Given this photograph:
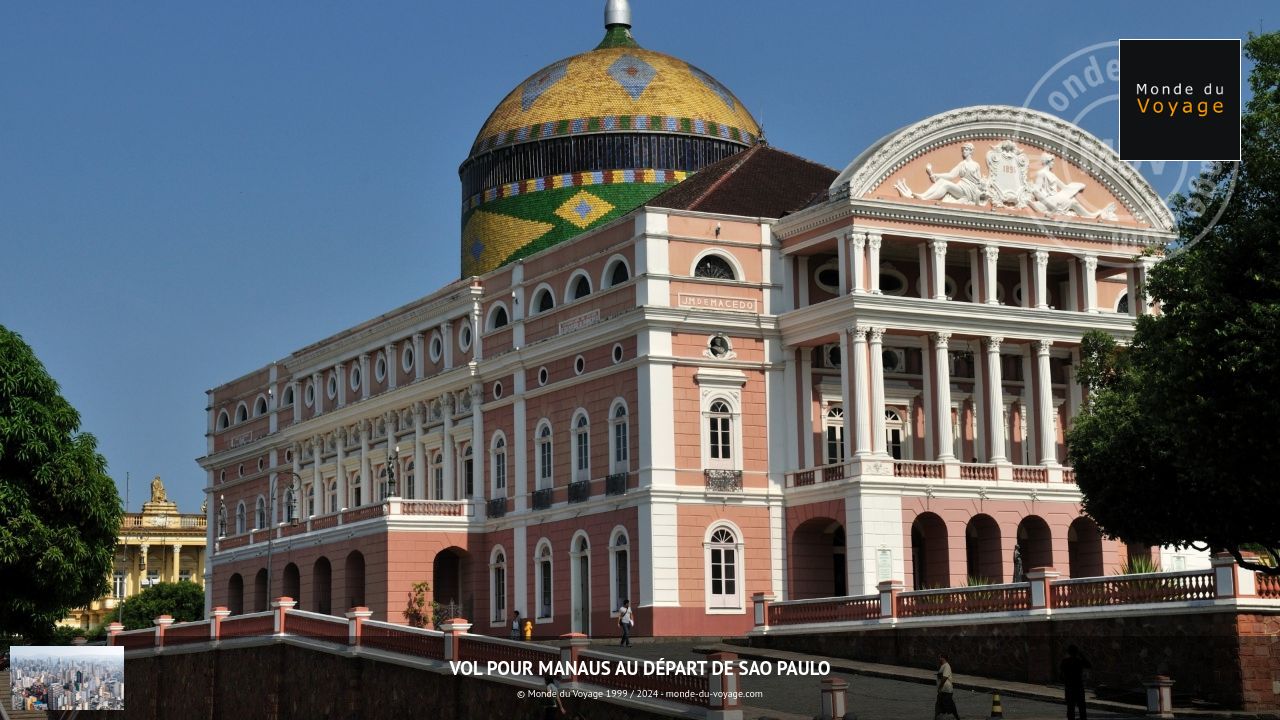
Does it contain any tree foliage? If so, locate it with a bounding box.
[0,326,122,639]
[118,581,205,630]
[1067,33,1280,573]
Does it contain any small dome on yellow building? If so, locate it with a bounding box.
[458,0,761,277]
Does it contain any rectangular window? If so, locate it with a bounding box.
[464,458,474,497]
[826,425,845,464]
[495,452,506,489]
[113,573,126,598]
[434,466,444,499]
[709,417,732,460]
[540,562,552,618]
[613,422,628,464]
[615,551,628,608]
[493,569,506,620]
[539,441,552,489]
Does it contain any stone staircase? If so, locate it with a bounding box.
[1,668,49,719]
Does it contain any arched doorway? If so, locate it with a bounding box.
[965,514,1003,584]
[570,534,591,635]
[1068,517,1104,578]
[345,551,365,610]
[432,547,467,617]
[283,562,301,605]
[790,518,846,599]
[312,557,332,614]
[910,512,950,590]
[253,568,268,612]
[227,573,244,615]
[1017,516,1053,576]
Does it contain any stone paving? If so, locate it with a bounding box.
[587,640,1190,720]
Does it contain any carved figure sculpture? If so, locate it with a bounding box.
[895,143,988,205]
[1031,153,1118,220]
[150,475,167,503]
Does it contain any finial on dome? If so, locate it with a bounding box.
[604,0,631,29]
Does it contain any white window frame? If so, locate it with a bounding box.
[535,539,554,622]
[565,270,593,303]
[349,470,363,508]
[704,522,745,613]
[113,572,127,599]
[429,331,443,363]
[609,399,630,474]
[824,406,845,465]
[701,395,741,470]
[536,421,553,490]
[254,496,267,530]
[236,501,246,534]
[689,248,743,281]
[486,302,510,331]
[327,480,338,513]
[216,409,230,430]
[432,451,444,500]
[530,283,556,315]
[609,526,630,616]
[601,254,631,288]
[571,410,590,483]
[490,546,507,625]
[491,433,507,494]
[235,402,248,424]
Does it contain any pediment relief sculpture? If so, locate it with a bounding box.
[894,140,1117,221]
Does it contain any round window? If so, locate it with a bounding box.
[493,381,503,400]
[879,268,908,296]
[350,367,361,391]
[305,382,315,407]
[538,367,549,386]
[814,259,840,294]
[612,343,624,364]
[429,334,443,363]
[826,344,842,368]
[460,324,473,352]
[402,344,415,372]
[574,355,585,375]
[327,374,338,399]
[375,353,387,382]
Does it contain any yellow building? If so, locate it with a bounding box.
[61,476,208,629]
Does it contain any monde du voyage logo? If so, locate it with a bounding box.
[1119,39,1241,161]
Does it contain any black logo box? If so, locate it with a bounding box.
[1119,39,1241,161]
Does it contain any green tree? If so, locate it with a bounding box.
[1067,33,1280,574]
[118,581,205,630]
[0,326,122,639]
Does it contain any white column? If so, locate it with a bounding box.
[1082,256,1099,313]
[1019,348,1034,464]
[441,395,455,500]
[929,240,948,300]
[967,248,980,304]
[385,344,398,390]
[172,544,181,582]
[1033,250,1049,309]
[311,436,322,512]
[983,246,1000,305]
[1035,340,1058,466]
[441,321,454,370]
[971,340,986,462]
[335,430,347,509]
[867,232,882,294]
[359,422,372,500]
[850,326,871,457]
[311,372,324,414]
[868,327,887,455]
[933,333,954,460]
[470,384,483,499]
[1137,258,1155,315]
[471,304,484,361]
[335,363,346,407]
[413,404,425,500]
[1066,259,1080,311]
[838,330,853,462]
[920,340,934,460]
[413,332,425,380]
[849,231,867,294]
[917,243,929,299]
[1018,254,1031,308]
[359,353,371,400]
[291,382,302,425]
[1126,267,1139,317]
[801,348,816,468]
[985,337,1007,463]
[1067,347,1083,431]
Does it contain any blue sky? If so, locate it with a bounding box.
[0,1,1272,513]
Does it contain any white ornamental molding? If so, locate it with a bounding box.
[829,105,1174,231]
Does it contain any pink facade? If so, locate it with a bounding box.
[201,105,1175,639]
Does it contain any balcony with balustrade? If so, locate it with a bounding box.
[784,457,1076,489]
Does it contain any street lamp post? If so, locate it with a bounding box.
[266,470,303,607]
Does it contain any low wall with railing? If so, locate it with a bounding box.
[746,557,1280,712]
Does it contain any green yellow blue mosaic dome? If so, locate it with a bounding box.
[458,0,762,277]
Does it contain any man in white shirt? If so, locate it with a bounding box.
[617,599,634,647]
[935,653,960,720]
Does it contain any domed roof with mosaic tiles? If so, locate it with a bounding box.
[458,0,762,278]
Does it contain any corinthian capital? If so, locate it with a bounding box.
[932,332,952,349]
[868,326,886,344]
[1035,339,1053,355]
[929,239,948,256]
[985,336,1004,352]
[1033,250,1049,266]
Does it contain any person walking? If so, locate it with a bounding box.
[1061,644,1092,720]
[511,610,522,641]
[617,599,634,647]
[935,653,961,720]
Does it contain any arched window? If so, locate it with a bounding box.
[533,287,555,314]
[706,400,734,467]
[536,541,553,619]
[284,485,296,523]
[886,408,907,460]
[254,396,268,417]
[490,548,507,623]
[282,385,295,406]
[350,471,363,508]
[491,434,507,492]
[488,304,509,330]
[377,466,388,502]
[706,525,742,611]
[694,254,737,280]
[255,496,267,530]
[537,423,553,489]
[462,445,474,498]
[305,484,315,517]
[235,403,248,424]
[217,410,230,431]
[825,406,845,464]
[235,502,246,534]
[605,258,630,287]
[327,481,337,513]
[610,402,629,473]
[568,273,591,301]
[404,460,415,500]
[432,451,444,499]
[573,413,590,482]
[1116,292,1130,314]
[611,529,630,613]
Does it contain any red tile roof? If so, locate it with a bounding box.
[648,143,837,218]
